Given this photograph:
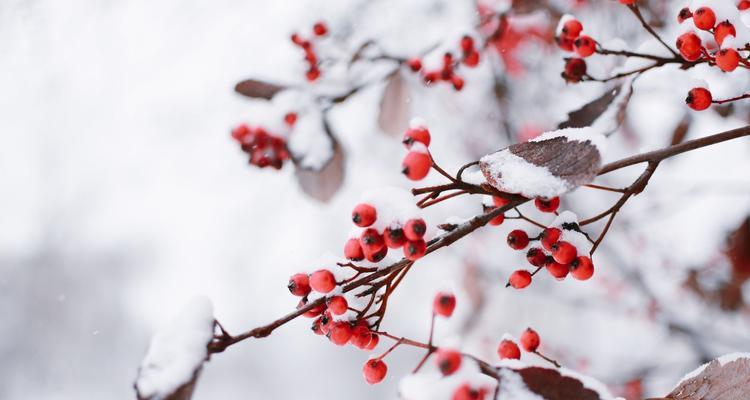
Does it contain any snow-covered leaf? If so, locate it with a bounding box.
[510,367,603,400]
[665,353,750,400]
[135,297,214,400]
[479,127,603,198]
[557,81,633,136]
[234,79,286,100]
[377,70,411,137]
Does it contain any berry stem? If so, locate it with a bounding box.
[627,4,680,58]
[532,350,562,368]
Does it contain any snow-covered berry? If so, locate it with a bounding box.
[497,339,521,360]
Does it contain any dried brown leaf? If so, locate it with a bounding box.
[512,367,603,400]
[665,357,750,400]
[234,79,286,100]
[377,70,411,137]
[558,82,632,136]
[294,143,345,202]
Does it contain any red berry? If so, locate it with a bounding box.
[360,228,385,253]
[384,226,407,248]
[311,317,325,335]
[313,21,328,36]
[460,35,474,52]
[407,57,422,72]
[300,299,326,318]
[507,230,530,250]
[327,295,348,315]
[435,348,463,376]
[329,321,352,345]
[693,7,716,30]
[716,48,740,72]
[508,270,532,289]
[573,35,596,57]
[287,273,311,296]
[423,71,440,84]
[317,312,333,334]
[403,127,431,147]
[678,7,692,23]
[283,112,297,126]
[563,58,587,83]
[402,151,432,181]
[551,241,577,264]
[291,33,304,45]
[676,32,702,61]
[404,239,427,260]
[557,36,574,52]
[570,255,594,280]
[451,75,465,91]
[714,21,737,46]
[740,1,750,11]
[365,333,379,350]
[493,195,511,207]
[344,238,365,261]
[541,227,562,251]
[535,197,560,213]
[310,269,336,293]
[433,292,456,317]
[452,384,487,400]
[231,124,250,142]
[364,245,388,263]
[463,50,480,67]
[520,328,540,352]
[497,339,521,360]
[619,0,636,4]
[686,87,712,111]
[526,248,547,267]
[404,218,427,240]
[561,19,583,39]
[545,257,569,279]
[350,324,373,349]
[306,67,320,81]
[363,359,388,384]
[489,211,505,226]
[352,203,377,227]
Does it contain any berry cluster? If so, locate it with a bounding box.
[677,4,749,110]
[230,113,296,169]
[556,15,596,83]
[401,119,433,181]
[406,35,480,91]
[346,202,429,262]
[290,21,329,81]
[497,328,541,361]
[504,204,595,289]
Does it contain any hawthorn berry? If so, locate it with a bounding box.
[312,21,328,36]
[329,321,353,345]
[463,50,480,67]
[404,218,427,240]
[433,291,456,317]
[365,333,379,350]
[545,258,570,279]
[551,241,577,264]
[497,339,521,360]
[540,227,562,251]
[404,239,427,260]
[435,348,463,376]
[311,318,325,335]
[618,0,636,4]
[557,36,575,52]
[716,48,740,72]
[686,87,712,111]
[677,7,692,23]
[740,1,750,11]
[520,328,540,352]
[676,32,702,61]
[360,228,385,253]
[402,150,432,181]
[310,269,336,293]
[488,211,505,226]
[306,67,320,81]
[407,57,423,72]
[317,312,333,334]
[283,112,297,126]
[363,359,388,384]
[526,248,547,267]
[508,270,532,289]
[693,7,716,30]
[352,203,377,227]
[327,295,348,315]
[231,124,250,142]
[291,33,304,45]
[534,197,560,213]
[493,195,511,207]
[287,273,311,297]
[403,126,431,147]
[384,226,407,248]
[423,71,440,84]
[563,58,587,83]
[561,19,583,39]
[570,255,595,280]
[451,75,465,91]
[350,324,373,349]
[300,299,326,318]
[714,21,736,46]
[344,238,365,261]
[573,35,596,57]
[507,230,530,250]
[452,384,487,400]
[460,35,474,52]
[364,245,388,263]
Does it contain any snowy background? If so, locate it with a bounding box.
[2,0,750,399]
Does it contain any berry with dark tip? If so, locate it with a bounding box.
[287,273,311,296]
[433,292,456,317]
[352,203,377,227]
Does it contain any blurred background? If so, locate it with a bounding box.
[1,0,749,399]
